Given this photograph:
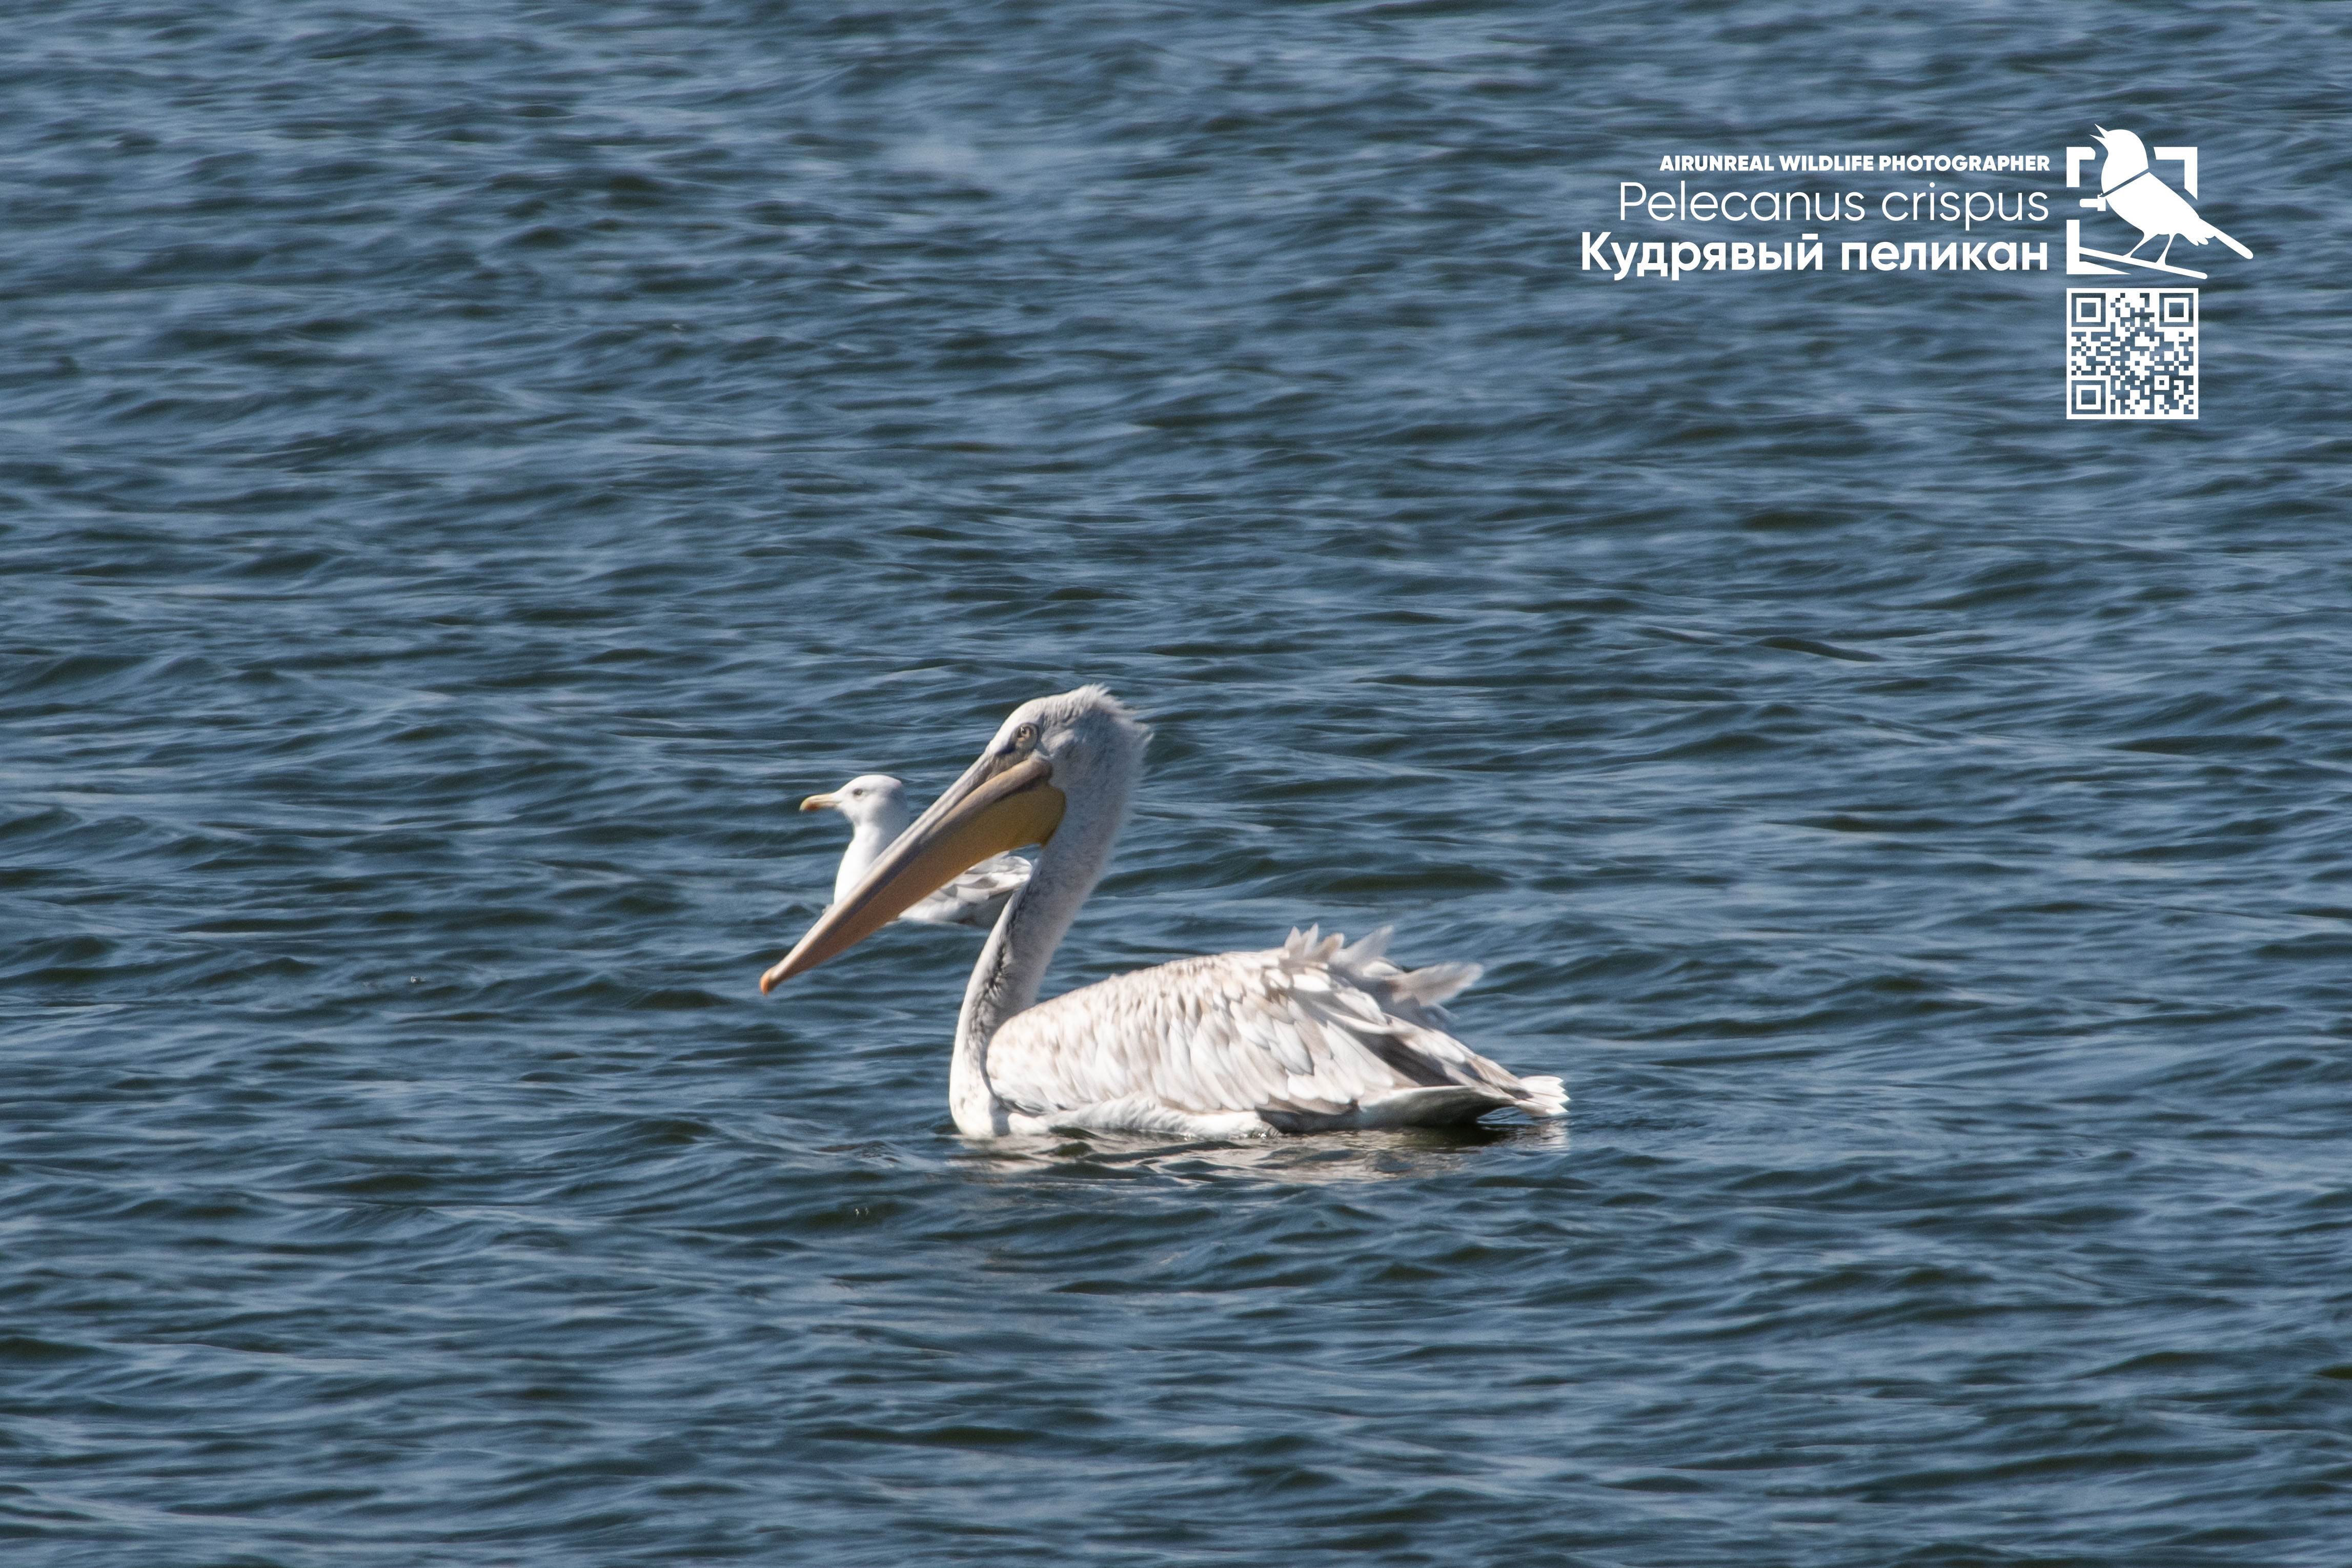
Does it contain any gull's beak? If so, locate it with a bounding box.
[760,753,1065,994]
[800,792,839,812]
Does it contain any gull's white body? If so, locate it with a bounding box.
[811,775,1030,927]
[769,690,1568,1140]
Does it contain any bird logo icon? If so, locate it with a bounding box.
[2067,128,2251,279]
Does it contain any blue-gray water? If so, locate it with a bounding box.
[5,4,2349,1564]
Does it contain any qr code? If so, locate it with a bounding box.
[2067,289,2197,420]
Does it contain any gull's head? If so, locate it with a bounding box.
[759,685,1147,994]
[800,773,908,831]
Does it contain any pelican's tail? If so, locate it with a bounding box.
[1514,1074,1570,1118]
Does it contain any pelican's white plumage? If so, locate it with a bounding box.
[979,924,1563,1137]
[802,774,1030,927]
[761,687,1566,1139]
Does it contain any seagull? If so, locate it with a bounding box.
[2090,127,2252,268]
[801,774,1030,928]
[761,688,1568,1139]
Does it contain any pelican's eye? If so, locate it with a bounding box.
[1009,723,1039,754]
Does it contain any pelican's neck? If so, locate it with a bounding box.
[949,764,1131,1135]
[833,801,911,904]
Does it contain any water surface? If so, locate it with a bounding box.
[5,4,2349,1564]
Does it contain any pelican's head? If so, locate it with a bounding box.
[800,773,910,833]
[760,686,1147,993]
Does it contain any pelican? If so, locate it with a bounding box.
[802,774,1030,927]
[760,687,1567,1138]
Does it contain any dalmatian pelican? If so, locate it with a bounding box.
[759,687,1567,1138]
[801,774,1030,927]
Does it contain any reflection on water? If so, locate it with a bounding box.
[961,1119,1567,1186]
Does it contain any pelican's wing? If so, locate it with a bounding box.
[903,852,1032,927]
[984,926,1567,1132]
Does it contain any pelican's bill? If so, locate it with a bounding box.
[761,754,1062,992]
